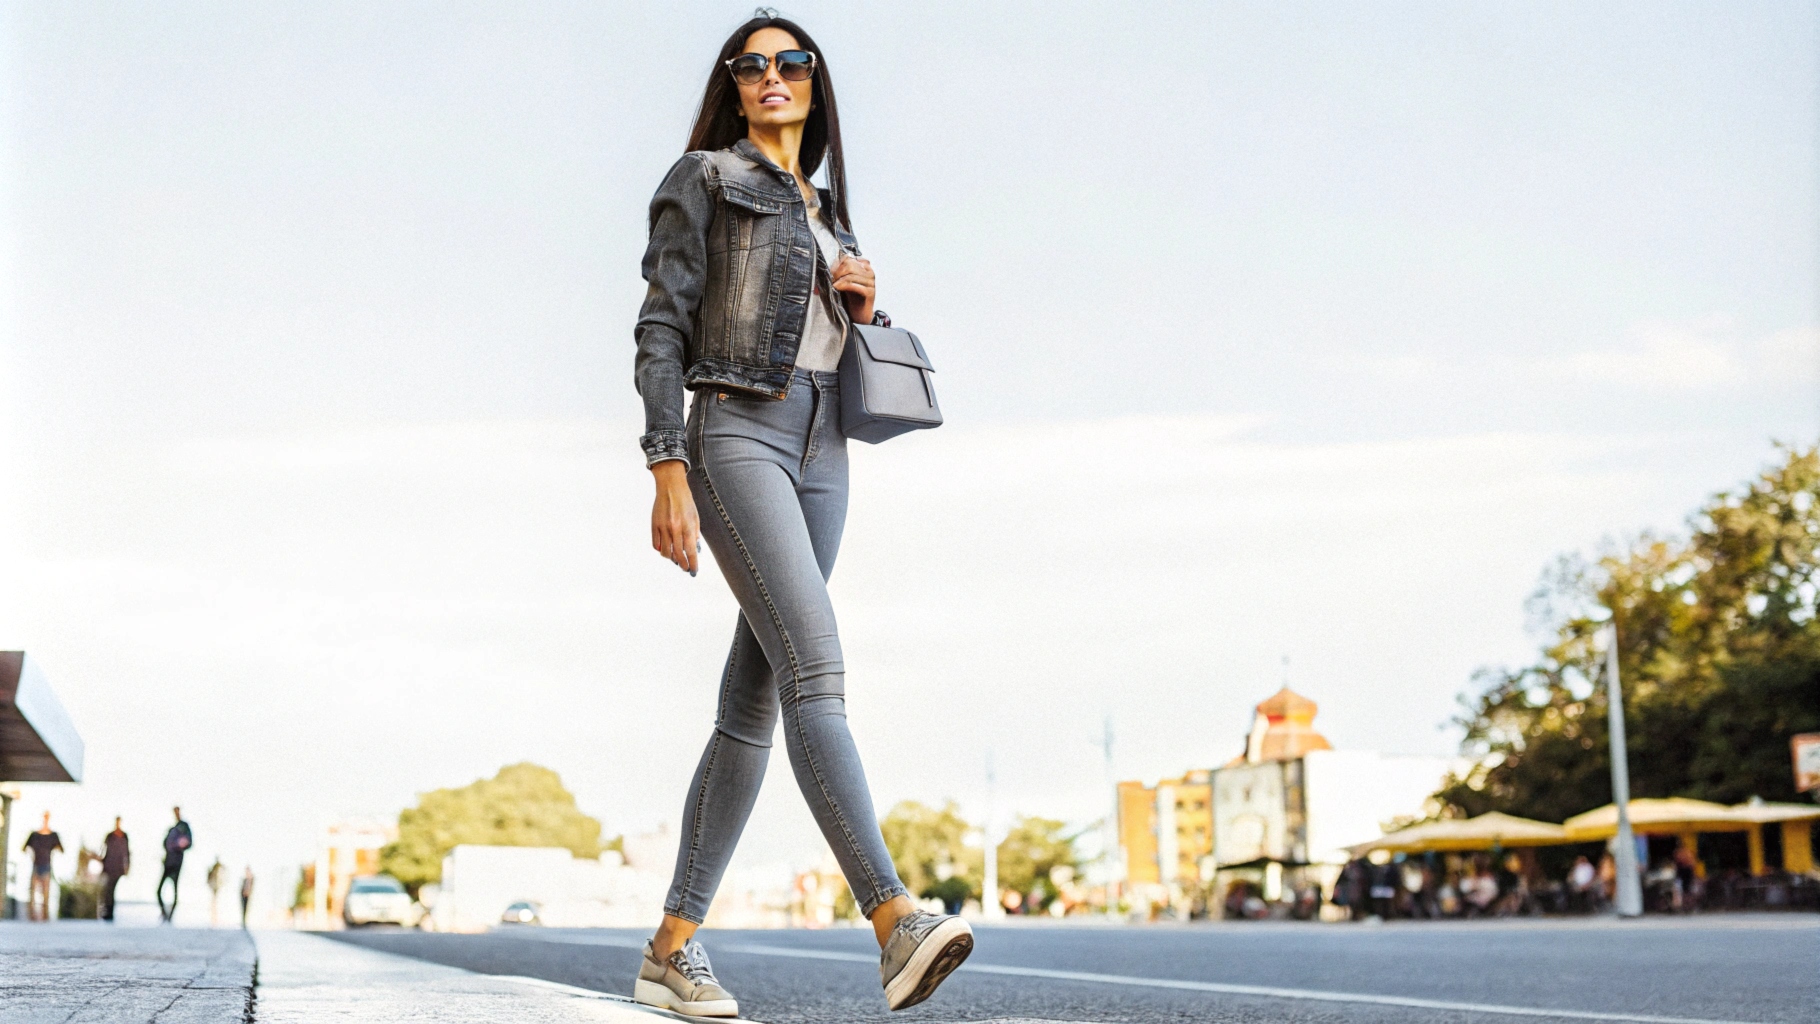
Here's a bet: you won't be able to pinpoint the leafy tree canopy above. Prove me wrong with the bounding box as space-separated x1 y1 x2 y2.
878 802 1085 908
880 800 981 902
995 815 1083 905
1442 444 1820 822
380 762 605 890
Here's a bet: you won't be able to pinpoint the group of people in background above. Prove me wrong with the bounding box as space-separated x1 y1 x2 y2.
18 807 253 925
1327 849 1624 920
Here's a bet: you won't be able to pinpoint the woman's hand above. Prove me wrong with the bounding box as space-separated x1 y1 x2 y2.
650 460 701 576
831 255 875 325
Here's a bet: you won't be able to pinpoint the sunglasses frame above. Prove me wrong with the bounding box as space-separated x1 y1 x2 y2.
725 49 818 85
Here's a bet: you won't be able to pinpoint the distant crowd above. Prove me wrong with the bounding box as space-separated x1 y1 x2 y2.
17 806 253 925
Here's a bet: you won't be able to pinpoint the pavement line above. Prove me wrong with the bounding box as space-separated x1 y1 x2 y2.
714 942 1767 1024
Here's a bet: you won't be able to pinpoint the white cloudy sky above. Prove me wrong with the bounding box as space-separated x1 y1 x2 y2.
1 1 1814 917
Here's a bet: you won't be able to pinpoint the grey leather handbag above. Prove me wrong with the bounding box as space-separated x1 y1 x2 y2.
838 322 942 443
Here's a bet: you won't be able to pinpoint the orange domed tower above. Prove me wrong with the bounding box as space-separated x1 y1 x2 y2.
1246 687 1332 763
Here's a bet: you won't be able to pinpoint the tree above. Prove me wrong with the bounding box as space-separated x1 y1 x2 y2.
379 763 606 891
995 815 1082 910
880 800 981 904
1442 444 1820 820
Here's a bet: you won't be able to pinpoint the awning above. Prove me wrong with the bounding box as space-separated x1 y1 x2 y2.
1350 812 1568 855
0 652 85 783
1722 801 1820 825
1563 798 1751 840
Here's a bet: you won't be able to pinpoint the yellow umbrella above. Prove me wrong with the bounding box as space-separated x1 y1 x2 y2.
1351 812 1568 855
1561 798 1740 840
1723 800 1820 825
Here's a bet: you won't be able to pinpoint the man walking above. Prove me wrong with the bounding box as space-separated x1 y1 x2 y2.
239 866 255 928
23 811 63 921
157 807 192 924
206 858 225 926
101 817 131 921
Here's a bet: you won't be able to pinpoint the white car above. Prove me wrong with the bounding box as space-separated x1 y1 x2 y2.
343 875 418 927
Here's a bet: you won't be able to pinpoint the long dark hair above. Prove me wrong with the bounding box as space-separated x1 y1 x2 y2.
686 12 851 230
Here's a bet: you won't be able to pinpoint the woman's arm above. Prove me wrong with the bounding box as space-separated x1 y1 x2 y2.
829 255 875 325
635 154 714 572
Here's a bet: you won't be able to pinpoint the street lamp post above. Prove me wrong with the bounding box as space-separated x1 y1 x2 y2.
1604 623 1644 918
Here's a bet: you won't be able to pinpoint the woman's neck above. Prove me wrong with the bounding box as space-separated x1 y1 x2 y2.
745 122 806 183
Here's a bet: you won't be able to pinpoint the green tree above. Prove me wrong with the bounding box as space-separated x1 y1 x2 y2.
994 815 1082 909
880 800 981 904
1442 444 1820 820
380 762 606 891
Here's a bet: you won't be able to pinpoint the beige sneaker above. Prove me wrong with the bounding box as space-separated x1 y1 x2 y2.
634 939 739 1018
880 910 973 1011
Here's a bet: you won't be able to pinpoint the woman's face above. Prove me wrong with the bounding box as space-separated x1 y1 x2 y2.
735 27 812 130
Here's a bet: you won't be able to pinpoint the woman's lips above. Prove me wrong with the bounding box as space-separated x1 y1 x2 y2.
760 91 790 104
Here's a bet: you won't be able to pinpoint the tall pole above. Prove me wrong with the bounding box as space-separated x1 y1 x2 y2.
982 752 1003 920
1605 623 1644 917
1101 716 1122 917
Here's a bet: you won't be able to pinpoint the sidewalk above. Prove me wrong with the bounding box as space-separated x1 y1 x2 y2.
0 921 255 1024
258 929 723 1023
0 920 753 1023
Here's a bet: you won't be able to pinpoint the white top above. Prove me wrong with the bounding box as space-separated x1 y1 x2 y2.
795 200 849 373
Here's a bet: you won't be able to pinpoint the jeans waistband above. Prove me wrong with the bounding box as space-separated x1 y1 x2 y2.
792 368 840 388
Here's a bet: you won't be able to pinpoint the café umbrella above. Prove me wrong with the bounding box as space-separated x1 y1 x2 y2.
1350 812 1568 856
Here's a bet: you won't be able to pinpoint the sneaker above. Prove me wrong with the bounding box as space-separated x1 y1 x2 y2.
879 910 973 1011
634 939 740 1018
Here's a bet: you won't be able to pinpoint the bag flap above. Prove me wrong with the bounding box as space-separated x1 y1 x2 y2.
853 325 934 371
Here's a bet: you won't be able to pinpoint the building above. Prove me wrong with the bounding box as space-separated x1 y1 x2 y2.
304 817 393 926
1119 687 1453 915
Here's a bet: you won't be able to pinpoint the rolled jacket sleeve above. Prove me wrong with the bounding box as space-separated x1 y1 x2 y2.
634 153 714 468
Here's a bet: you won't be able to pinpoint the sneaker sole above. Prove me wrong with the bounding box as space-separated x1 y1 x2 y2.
884 917 974 1011
634 977 740 1018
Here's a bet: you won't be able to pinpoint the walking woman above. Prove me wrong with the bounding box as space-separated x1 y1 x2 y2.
631 12 973 1018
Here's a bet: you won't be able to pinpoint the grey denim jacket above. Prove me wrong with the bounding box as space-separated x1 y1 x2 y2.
634 139 882 468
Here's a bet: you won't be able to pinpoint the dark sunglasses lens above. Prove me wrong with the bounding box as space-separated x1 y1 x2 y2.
776 51 814 81
729 54 767 84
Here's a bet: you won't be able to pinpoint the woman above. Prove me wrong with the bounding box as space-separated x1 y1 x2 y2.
631 13 973 1017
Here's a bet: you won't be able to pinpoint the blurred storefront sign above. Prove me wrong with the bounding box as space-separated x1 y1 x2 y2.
1793 733 1820 795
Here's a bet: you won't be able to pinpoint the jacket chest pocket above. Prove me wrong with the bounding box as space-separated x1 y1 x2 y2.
711 183 790 255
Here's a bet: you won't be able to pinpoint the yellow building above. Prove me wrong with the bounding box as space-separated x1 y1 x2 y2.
1119 688 1332 892
1117 770 1213 887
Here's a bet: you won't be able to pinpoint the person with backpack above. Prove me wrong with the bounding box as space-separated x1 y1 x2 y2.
157 807 192 923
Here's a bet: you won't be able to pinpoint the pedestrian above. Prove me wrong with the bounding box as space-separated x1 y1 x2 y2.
629 13 969 1018
157 806 192 923
1567 854 1597 913
207 858 225 926
100 817 131 922
1672 846 1700 913
239 867 255 928
23 811 63 922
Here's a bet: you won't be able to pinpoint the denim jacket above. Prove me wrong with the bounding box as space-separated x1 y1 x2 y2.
634 139 883 467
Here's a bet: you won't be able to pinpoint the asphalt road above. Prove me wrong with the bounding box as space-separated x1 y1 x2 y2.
331 914 1819 1024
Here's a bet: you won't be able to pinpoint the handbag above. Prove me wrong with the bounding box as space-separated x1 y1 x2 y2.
838 322 942 443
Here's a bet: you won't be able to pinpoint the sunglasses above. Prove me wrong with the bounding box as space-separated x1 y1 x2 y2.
725 49 817 86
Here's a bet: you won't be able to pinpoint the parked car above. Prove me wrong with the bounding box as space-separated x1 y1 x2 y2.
500 900 541 925
343 875 418 928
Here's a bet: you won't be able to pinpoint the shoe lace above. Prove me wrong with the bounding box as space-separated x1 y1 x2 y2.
671 943 717 984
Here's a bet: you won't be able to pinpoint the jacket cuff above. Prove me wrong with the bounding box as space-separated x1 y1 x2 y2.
639 430 691 470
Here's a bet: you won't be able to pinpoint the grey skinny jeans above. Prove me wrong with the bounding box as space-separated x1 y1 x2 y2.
664 369 907 924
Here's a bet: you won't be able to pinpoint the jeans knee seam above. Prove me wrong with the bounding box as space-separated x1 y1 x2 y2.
696 456 883 904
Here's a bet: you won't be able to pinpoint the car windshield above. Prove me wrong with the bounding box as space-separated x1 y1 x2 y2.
350 877 404 894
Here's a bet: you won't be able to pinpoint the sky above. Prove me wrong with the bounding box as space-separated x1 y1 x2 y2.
1 1 1815 920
